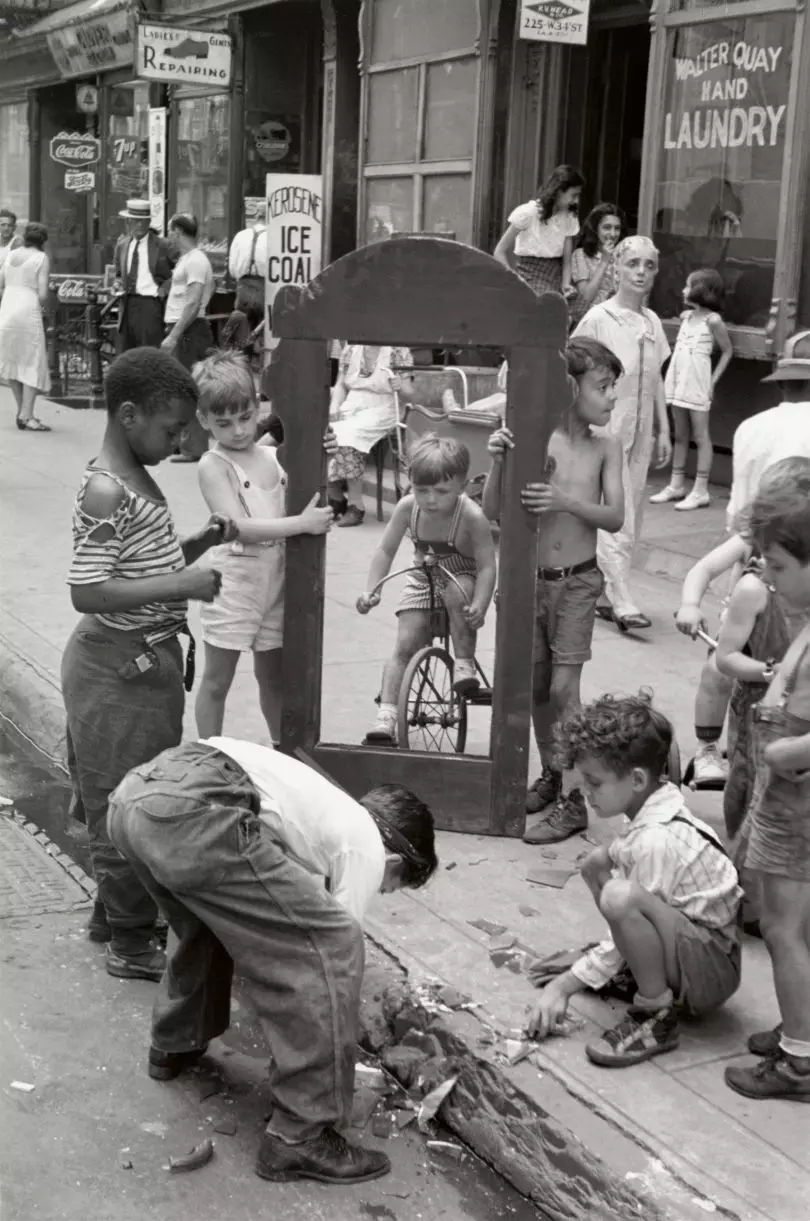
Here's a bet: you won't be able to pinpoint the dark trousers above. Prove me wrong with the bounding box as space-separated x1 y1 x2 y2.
171 318 214 458
107 742 364 1139
121 295 164 350
61 617 185 955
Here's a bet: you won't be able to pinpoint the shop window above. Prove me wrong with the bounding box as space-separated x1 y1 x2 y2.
423 175 471 243
424 59 477 161
365 178 413 243
38 84 90 274
0 103 30 229
367 69 419 163
174 93 230 276
102 84 149 262
370 0 478 64
650 9 794 329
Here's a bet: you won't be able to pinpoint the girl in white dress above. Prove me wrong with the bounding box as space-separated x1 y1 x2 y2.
193 352 334 742
494 164 584 298
0 221 51 431
652 268 733 511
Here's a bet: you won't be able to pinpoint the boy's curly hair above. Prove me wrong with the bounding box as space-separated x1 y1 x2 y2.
747 456 810 563
554 690 673 778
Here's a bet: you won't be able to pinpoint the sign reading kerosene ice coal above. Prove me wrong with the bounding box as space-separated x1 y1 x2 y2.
662 16 792 153
135 22 233 86
518 0 589 46
265 173 323 321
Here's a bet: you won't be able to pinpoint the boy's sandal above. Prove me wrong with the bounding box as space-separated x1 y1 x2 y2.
18 416 51 432
614 612 652 633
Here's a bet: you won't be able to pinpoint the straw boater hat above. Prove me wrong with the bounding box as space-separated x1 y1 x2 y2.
119 199 151 221
761 330 810 382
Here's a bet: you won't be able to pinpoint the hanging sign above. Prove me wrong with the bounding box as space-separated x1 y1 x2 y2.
47 10 134 78
135 21 233 86
64 170 95 192
148 107 167 236
244 196 266 224
49 131 101 168
75 83 98 114
265 173 323 312
519 0 590 46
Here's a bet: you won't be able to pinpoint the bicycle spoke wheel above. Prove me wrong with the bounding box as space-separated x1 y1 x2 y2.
397 646 467 753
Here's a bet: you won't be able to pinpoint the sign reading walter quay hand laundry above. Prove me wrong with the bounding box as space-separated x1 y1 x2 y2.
135 21 233 86
519 0 590 45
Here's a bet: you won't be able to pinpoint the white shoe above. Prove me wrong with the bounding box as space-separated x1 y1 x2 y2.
692 742 727 788
674 490 711 511
453 658 480 695
649 485 686 504
363 712 397 746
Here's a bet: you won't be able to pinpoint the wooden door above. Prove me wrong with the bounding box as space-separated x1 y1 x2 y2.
273 235 568 837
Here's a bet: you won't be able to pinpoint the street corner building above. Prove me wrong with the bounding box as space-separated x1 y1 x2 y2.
2 0 810 472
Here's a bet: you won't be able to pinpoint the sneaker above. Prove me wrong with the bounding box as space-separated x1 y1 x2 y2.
87 899 110 943
586 1004 680 1067
747 1024 782 1057
691 742 728 789
525 771 562 815
649 485 686 504
363 711 397 747
725 1051 810 1102
256 1127 391 1184
105 945 166 982
674 490 711 512
523 788 588 844
453 658 480 696
148 1044 209 1081
338 505 365 528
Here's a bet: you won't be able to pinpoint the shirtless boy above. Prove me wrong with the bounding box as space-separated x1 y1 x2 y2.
482 337 624 842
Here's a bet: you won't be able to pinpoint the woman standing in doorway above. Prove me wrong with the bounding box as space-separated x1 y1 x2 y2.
493 164 584 298
0 221 51 432
573 236 672 631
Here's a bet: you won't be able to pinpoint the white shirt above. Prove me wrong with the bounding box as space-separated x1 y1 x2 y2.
228 226 268 279
570 784 741 992
508 201 579 258
126 234 158 297
164 247 214 324
727 400 810 531
203 738 386 923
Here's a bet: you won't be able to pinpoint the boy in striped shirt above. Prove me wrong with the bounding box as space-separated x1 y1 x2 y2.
528 692 742 1066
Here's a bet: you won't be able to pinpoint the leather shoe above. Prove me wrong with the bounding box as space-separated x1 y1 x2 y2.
255 1127 391 1184
148 1045 209 1080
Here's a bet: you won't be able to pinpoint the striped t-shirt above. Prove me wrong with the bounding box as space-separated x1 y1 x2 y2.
67 467 187 642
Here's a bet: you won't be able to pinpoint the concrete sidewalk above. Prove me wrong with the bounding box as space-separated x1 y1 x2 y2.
1 391 806 1221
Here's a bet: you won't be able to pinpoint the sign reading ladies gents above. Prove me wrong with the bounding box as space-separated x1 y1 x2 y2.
265 173 323 325
135 21 233 86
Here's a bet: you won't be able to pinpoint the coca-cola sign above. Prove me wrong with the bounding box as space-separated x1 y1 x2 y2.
49 131 101 168
50 274 104 303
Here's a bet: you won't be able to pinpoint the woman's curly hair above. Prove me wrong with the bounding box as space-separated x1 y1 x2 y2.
554 690 673 778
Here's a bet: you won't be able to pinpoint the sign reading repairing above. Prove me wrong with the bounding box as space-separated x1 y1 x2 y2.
135 21 233 86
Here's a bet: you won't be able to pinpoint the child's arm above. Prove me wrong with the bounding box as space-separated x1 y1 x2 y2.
464 507 498 629
709 315 733 390
356 498 412 613
198 453 332 543
493 224 519 269
675 534 751 636
181 515 238 565
715 575 771 682
521 437 624 531
481 426 513 522
69 477 220 614
561 236 575 297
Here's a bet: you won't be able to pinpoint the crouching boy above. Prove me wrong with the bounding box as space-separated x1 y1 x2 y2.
529 692 742 1067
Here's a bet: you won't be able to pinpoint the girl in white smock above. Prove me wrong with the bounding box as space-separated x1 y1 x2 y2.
193 352 334 742
652 268 733 512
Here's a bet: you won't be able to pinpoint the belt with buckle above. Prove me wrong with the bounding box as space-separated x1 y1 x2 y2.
537 556 599 581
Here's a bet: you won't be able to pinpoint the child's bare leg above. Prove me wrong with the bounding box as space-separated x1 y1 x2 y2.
443 575 479 694
345 476 364 510
651 407 687 500
758 875 810 1043
525 663 588 839
254 647 283 743
366 611 431 742
195 644 240 738
693 652 731 785
677 411 713 509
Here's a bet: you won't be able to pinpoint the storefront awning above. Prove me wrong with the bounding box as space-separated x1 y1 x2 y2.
17 0 139 78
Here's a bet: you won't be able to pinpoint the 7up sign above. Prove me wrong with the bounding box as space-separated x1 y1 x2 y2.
519 0 590 45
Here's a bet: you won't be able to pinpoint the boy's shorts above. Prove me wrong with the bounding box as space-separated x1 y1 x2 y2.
671 912 741 1017
200 553 284 653
533 559 604 667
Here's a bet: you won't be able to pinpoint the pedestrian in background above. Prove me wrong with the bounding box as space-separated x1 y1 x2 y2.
114 199 173 351
0 207 22 272
163 212 215 462
569 202 625 328
494 164 584 299
61 348 235 982
0 220 51 432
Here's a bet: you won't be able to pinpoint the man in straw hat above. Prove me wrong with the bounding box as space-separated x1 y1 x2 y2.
114 199 173 351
